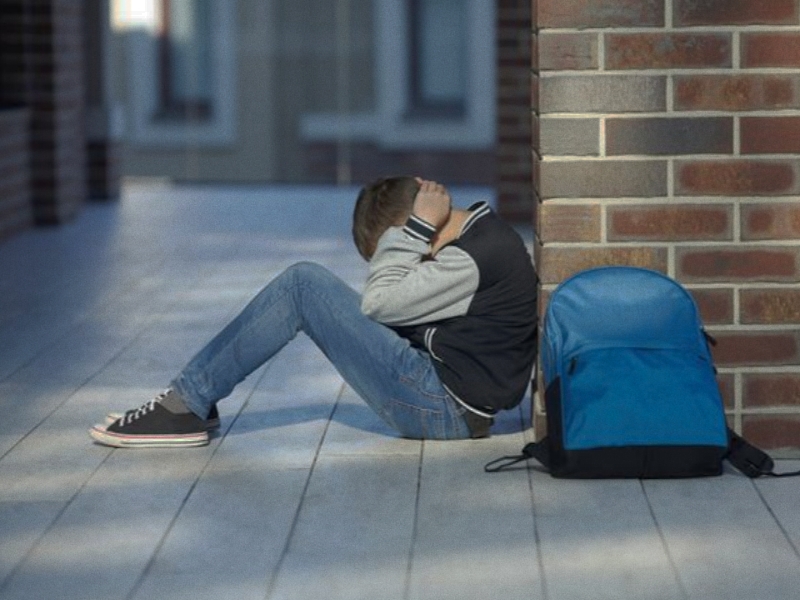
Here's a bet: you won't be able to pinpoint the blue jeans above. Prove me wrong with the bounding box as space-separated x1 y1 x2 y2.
170 262 472 440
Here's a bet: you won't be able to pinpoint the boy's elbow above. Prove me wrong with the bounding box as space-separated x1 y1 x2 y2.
360 295 383 320
361 295 399 324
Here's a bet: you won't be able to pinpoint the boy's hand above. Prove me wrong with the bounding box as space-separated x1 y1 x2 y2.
413 179 451 231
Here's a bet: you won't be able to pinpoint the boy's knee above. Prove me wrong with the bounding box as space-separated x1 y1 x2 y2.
283 261 332 284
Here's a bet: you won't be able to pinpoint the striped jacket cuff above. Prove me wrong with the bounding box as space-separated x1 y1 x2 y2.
403 214 437 244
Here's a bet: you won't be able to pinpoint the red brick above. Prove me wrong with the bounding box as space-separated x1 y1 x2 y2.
742 415 800 451
742 203 800 240
741 117 800 154
538 0 664 29
710 332 800 366
689 288 735 325
677 247 800 282
540 203 601 242
539 246 668 284
675 0 799 27
674 75 800 111
742 33 800 68
741 289 800 324
744 373 800 408
608 205 731 242
606 33 731 70
539 32 597 71
675 160 799 196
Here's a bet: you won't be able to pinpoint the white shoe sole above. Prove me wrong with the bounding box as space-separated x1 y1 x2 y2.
89 424 209 448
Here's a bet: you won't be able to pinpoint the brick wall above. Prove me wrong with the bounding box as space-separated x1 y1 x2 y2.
0 0 88 232
0 0 30 241
0 108 31 239
497 0 533 222
27 0 87 223
87 140 119 200
534 0 800 453
84 0 119 202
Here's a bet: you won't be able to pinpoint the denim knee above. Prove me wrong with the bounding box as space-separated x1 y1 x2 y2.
283 261 333 285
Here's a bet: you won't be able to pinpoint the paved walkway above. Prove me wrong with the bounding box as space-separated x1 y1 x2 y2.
0 182 799 600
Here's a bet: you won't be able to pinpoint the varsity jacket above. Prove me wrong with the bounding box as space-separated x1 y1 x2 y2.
361 202 538 416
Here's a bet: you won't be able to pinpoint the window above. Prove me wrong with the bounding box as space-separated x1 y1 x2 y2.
118 0 236 147
408 0 468 119
300 0 495 150
156 0 213 122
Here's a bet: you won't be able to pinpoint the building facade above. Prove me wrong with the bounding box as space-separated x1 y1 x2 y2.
110 0 498 186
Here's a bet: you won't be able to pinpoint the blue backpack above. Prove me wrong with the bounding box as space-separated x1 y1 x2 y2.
486 266 798 479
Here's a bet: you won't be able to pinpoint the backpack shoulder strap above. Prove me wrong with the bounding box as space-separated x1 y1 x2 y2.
726 428 800 478
484 438 550 473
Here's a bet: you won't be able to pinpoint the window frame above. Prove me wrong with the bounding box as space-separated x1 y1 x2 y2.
406 0 468 120
125 0 236 147
300 0 496 151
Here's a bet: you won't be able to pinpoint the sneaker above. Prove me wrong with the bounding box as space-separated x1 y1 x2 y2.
89 397 209 448
105 404 221 430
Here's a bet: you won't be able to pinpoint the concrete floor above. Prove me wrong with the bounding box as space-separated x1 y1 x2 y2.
0 181 799 600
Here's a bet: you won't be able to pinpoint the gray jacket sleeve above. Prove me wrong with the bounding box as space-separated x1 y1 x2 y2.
361 226 479 326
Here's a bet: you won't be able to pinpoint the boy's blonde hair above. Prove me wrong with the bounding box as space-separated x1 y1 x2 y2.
352 176 420 260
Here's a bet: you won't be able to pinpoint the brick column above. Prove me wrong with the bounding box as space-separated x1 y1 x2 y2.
0 0 32 241
497 0 533 222
534 0 800 453
27 0 87 223
84 0 119 201
0 108 31 239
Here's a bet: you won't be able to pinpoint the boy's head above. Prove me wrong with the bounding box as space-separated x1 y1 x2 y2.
352 176 420 260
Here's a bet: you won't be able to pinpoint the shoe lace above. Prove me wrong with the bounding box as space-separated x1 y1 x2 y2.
122 396 160 425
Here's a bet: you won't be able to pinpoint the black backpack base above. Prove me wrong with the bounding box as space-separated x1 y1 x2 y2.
546 444 725 480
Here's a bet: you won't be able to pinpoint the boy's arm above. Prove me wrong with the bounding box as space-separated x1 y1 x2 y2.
361 224 478 326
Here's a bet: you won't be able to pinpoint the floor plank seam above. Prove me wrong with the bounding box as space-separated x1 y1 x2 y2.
527 458 551 600
0 253 172 386
122 358 274 600
751 480 800 562
0 253 232 463
262 381 345 600
0 448 115 595
640 481 691 600
402 440 425 600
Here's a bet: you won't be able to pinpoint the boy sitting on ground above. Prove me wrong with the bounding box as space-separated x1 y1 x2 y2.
90 177 538 447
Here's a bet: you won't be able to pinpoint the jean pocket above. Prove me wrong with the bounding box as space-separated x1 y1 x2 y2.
387 399 446 440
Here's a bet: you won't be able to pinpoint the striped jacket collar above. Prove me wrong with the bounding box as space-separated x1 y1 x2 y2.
459 201 491 236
